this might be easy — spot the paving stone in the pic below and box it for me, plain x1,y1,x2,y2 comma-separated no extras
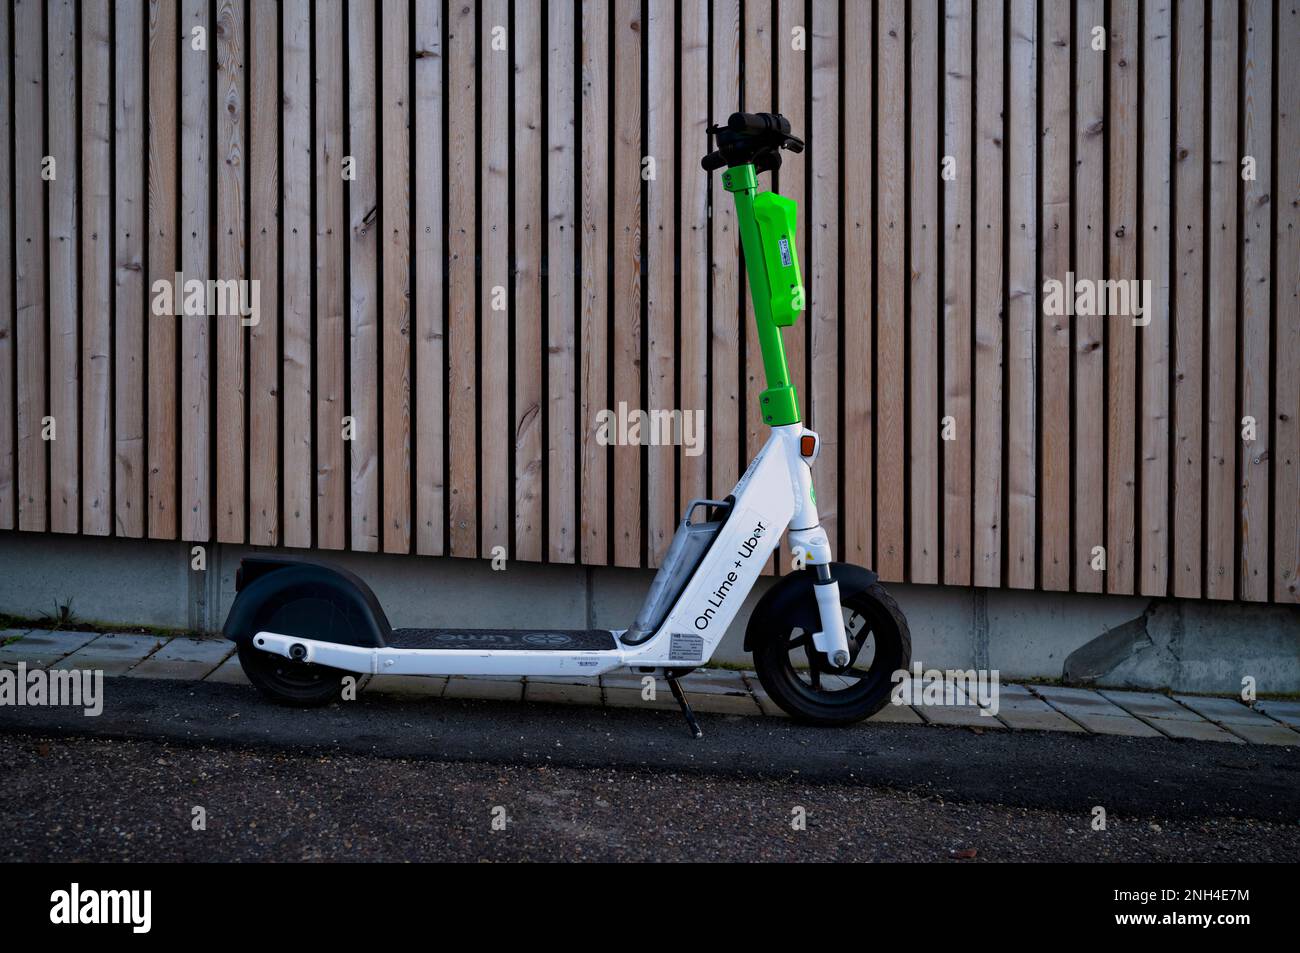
1220,722,1300,746
126,637,233,680
525,674,601,687
1066,712,1164,738
677,669,751,696
366,675,447,697
685,691,762,716
441,677,524,702
1249,699,1300,730
51,634,167,677
602,686,679,711
203,654,251,686
1171,694,1285,727
1100,690,1203,721
870,702,924,725
994,685,1069,713
0,629,99,668
996,707,1087,732
1138,717,1244,744
524,681,604,706
1032,685,1128,712
601,671,658,691
896,675,978,704
917,704,1005,729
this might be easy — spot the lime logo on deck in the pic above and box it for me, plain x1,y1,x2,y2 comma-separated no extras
522,633,572,646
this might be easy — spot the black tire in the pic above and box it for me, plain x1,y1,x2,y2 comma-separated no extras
752,580,911,726
237,641,352,707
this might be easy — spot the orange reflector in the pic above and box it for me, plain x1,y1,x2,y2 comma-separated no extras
800,435,816,457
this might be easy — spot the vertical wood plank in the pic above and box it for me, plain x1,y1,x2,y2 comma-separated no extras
1006,0,1037,589
811,0,840,561
15,0,46,533
282,0,312,548
48,0,79,534
215,0,246,543
842,0,871,568
180,0,211,542
115,0,145,538
1040,0,1070,590
0,4,13,529
612,0,641,566
414,0,444,555
1074,0,1105,592
1238,0,1272,601
1205,0,1237,599
1172,0,1205,597
546,0,575,563
679,0,709,518
448,0,478,556
347,0,378,552
315,0,346,549
82,0,113,536
645,0,675,566
942,0,972,586
1276,1,1300,602
875,0,906,581
480,0,509,557
1106,0,1138,593
708,4,740,508
579,0,608,564
249,0,280,545
972,0,1004,588
1140,0,1173,596
743,0,773,502
774,0,806,576
147,0,177,539
381,0,411,552
514,0,543,562
709,0,740,508
909,0,938,582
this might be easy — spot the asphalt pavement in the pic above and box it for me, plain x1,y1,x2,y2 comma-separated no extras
1,677,1297,861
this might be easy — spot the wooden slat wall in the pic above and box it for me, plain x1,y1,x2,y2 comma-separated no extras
2,0,1297,606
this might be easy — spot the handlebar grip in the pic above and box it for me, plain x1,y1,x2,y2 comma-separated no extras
701,150,728,171
727,111,791,136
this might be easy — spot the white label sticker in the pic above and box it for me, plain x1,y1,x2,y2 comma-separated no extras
669,633,705,662
778,236,792,268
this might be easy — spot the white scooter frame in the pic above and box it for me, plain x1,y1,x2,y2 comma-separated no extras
251,424,849,682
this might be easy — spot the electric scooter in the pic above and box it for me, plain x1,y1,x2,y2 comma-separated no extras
223,111,912,736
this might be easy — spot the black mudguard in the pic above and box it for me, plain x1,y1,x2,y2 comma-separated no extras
743,562,879,652
223,556,393,648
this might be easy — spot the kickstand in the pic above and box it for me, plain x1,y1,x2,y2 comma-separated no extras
665,673,703,739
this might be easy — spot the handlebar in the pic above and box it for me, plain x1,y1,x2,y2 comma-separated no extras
701,111,804,173
727,112,791,136
702,150,728,171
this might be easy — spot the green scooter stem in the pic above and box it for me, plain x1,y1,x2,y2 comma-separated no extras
722,163,803,427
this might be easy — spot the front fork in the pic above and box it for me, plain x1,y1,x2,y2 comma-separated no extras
784,428,851,667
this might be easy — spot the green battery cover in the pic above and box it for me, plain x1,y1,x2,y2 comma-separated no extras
752,192,804,328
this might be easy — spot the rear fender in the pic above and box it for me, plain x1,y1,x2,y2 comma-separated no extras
223,557,393,648
743,562,878,652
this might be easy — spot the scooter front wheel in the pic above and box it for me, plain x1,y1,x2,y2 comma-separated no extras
751,580,911,726
237,642,352,707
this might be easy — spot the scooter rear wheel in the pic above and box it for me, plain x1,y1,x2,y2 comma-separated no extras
751,581,911,726
237,642,352,707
